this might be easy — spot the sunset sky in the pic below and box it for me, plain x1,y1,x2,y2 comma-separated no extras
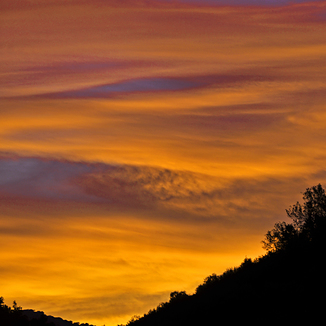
1,0,326,325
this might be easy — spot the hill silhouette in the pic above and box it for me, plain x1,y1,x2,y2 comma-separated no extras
120,184,326,326
23,310,94,326
2,184,326,326
0,299,94,326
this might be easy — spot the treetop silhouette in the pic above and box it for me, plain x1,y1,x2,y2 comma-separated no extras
262,183,326,252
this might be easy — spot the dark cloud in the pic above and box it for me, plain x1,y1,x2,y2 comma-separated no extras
0,60,163,93
74,164,210,211
3,71,281,99
2,156,324,231
0,157,93,201
0,157,205,208
49,78,198,98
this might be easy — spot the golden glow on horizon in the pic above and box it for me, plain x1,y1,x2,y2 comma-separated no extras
0,213,264,324
1,1,326,325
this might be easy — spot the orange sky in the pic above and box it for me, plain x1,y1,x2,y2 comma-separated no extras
1,1,326,325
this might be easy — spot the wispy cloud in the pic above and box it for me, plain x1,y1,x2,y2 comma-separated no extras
1,0,326,325
18,78,199,99
0,158,92,200
1,156,325,222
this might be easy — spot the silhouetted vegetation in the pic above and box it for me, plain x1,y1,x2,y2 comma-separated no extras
22,310,94,326
0,298,93,326
2,185,326,326
121,184,326,326
0,298,55,326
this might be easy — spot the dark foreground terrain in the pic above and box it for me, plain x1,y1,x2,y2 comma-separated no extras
120,184,326,326
2,184,326,326
0,302,94,326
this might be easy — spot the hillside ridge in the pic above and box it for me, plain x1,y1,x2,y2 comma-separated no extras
2,184,326,326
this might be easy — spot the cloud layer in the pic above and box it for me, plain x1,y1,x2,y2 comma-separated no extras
1,0,326,325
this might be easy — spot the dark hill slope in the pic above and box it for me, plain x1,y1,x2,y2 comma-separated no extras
123,185,326,326
0,301,94,326
22,310,94,326
1,185,326,326
123,249,325,326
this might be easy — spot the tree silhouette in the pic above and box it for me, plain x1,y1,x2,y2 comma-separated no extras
262,221,297,252
262,184,326,252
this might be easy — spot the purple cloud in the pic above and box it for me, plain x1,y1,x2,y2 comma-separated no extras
0,158,93,201
6,72,277,100
1,156,324,225
36,78,198,99
158,0,320,6
1,156,326,239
